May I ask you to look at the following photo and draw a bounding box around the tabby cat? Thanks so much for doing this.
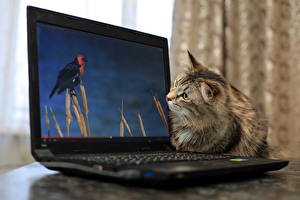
[167,51,269,157]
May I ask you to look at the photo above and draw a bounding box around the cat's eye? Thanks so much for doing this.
[182,93,189,100]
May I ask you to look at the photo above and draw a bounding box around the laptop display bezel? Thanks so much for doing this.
[27,6,172,155]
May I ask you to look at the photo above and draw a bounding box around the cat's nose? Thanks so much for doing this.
[166,92,175,101]
[166,95,171,101]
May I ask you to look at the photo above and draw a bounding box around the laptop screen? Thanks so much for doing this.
[37,23,169,140]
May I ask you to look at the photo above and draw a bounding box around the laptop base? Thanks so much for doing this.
[41,157,288,186]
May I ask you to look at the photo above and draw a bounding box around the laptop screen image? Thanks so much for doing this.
[37,23,169,140]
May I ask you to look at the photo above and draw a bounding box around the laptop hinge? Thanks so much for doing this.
[34,149,55,161]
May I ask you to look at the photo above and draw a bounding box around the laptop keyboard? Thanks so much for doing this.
[58,151,233,168]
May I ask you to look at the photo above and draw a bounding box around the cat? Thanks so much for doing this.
[167,51,269,158]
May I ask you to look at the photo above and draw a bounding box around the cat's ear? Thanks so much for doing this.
[187,50,206,72]
[201,82,214,103]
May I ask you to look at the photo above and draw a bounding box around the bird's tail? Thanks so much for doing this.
[49,84,58,99]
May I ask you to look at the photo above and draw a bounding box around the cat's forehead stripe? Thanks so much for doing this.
[181,71,226,86]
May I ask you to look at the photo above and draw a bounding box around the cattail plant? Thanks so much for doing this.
[121,112,133,136]
[71,90,87,137]
[80,84,90,136]
[119,100,125,136]
[72,101,83,134]
[45,105,51,136]
[119,100,133,136]
[119,121,124,137]
[137,112,147,137]
[153,96,169,130]
[49,107,63,137]
[65,89,72,136]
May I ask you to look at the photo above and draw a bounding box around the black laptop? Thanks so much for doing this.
[27,6,288,185]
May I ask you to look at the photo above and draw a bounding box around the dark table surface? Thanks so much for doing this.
[0,160,299,200]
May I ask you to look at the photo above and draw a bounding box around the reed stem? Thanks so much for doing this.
[121,113,133,136]
[137,112,147,137]
[119,99,132,136]
[71,90,87,137]
[65,89,72,136]
[80,84,90,136]
[49,107,63,137]
[120,104,133,137]
[120,121,124,137]
[153,96,169,130]
[45,105,50,136]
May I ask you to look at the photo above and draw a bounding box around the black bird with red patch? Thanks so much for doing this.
[49,54,87,99]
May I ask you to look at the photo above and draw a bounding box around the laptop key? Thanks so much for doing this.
[58,151,233,167]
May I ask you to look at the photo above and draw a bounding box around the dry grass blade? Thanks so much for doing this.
[79,113,87,137]
[71,90,87,137]
[45,105,50,136]
[80,85,88,113]
[121,113,133,136]
[119,100,125,137]
[65,89,72,136]
[73,104,88,137]
[80,84,90,136]
[119,99,132,136]
[137,112,147,137]
[120,121,124,137]
[72,103,84,135]
[153,96,169,130]
[157,100,168,130]
[71,90,81,112]
[49,107,63,137]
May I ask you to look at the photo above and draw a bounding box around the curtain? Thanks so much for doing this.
[0,0,29,134]
[171,0,300,158]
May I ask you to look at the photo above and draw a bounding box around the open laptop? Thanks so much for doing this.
[27,6,288,185]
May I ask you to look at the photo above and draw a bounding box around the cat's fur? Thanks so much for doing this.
[167,51,269,158]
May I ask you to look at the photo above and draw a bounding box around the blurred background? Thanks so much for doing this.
[0,0,299,173]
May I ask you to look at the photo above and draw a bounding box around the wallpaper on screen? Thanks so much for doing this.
[37,23,168,137]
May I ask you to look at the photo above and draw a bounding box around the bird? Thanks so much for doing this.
[49,54,88,99]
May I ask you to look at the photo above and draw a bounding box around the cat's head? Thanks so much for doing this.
[167,51,229,125]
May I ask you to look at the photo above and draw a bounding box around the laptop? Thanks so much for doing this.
[27,6,288,185]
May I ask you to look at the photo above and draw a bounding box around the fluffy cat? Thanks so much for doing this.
[167,51,269,158]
